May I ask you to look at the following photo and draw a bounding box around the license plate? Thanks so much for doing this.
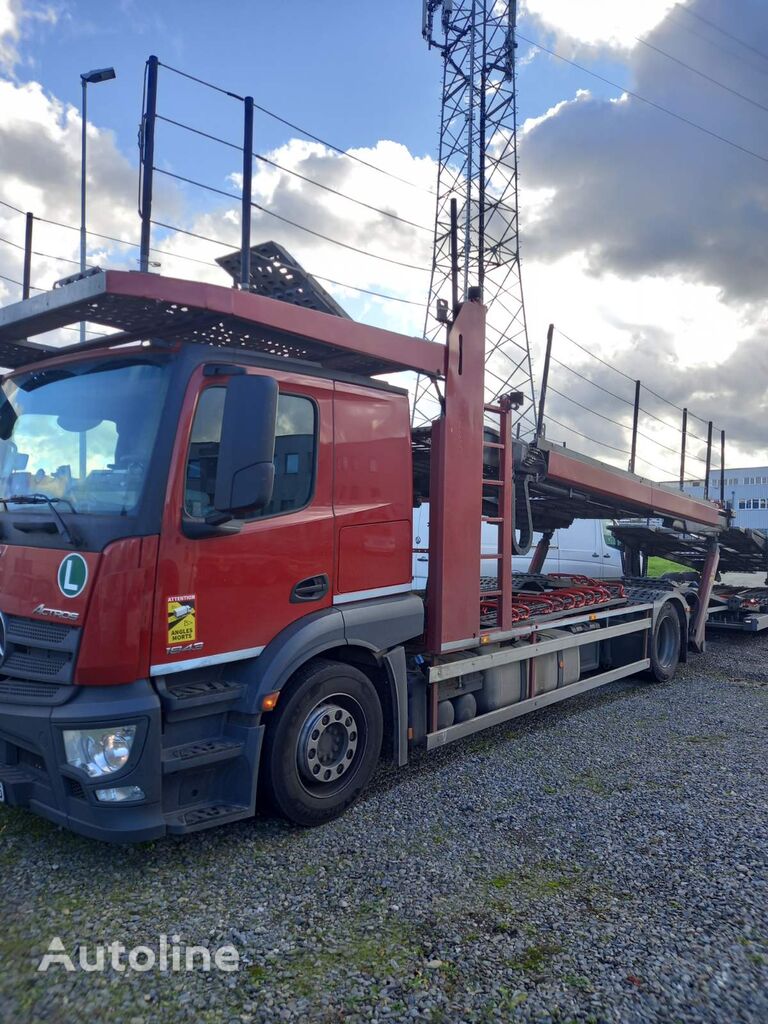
[0,782,4,802]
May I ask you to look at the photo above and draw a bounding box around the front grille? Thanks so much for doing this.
[4,649,70,677]
[1,613,80,686]
[0,677,73,705]
[6,616,71,645]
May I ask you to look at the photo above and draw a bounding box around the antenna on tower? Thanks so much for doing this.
[413,0,536,435]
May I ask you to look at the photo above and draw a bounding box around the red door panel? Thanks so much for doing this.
[151,367,334,673]
[333,381,413,597]
[337,521,412,594]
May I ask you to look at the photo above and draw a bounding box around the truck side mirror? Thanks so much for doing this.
[211,374,278,521]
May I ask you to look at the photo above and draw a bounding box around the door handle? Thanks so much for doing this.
[603,554,611,558]
[417,556,428,562]
[290,574,329,603]
[592,552,600,558]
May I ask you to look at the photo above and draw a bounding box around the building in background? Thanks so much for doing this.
[666,467,768,529]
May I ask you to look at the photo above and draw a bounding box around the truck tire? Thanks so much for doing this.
[261,659,383,826]
[644,602,681,683]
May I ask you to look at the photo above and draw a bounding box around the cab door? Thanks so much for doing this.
[151,364,334,675]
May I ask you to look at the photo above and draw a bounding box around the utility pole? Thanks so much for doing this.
[415,0,535,435]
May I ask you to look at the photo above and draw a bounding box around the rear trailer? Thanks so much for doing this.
[612,522,768,635]
[0,270,732,839]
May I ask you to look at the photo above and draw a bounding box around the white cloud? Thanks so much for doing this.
[0,0,20,71]
[522,0,682,49]
[0,75,173,333]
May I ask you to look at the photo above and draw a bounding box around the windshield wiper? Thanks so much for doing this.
[0,493,79,546]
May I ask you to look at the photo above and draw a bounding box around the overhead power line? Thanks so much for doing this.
[153,167,430,272]
[518,32,768,167]
[549,352,709,463]
[635,35,768,116]
[0,232,92,268]
[553,328,714,443]
[1,194,427,311]
[158,60,436,196]
[150,220,427,308]
[666,9,768,83]
[156,114,432,233]
[677,5,768,67]
[545,412,673,479]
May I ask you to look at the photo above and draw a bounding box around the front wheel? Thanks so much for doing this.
[261,659,383,826]
[644,602,681,682]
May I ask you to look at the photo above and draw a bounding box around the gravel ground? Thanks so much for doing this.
[1,631,766,1024]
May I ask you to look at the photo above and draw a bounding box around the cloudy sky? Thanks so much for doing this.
[0,0,766,480]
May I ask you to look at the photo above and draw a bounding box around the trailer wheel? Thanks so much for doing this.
[262,659,383,826]
[645,603,681,683]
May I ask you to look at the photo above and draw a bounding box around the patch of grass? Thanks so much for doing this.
[564,973,594,992]
[573,769,634,797]
[509,942,562,973]
[574,771,611,797]
[280,918,423,999]
[489,862,581,900]
[682,734,728,745]
[479,988,528,1020]
[647,557,692,577]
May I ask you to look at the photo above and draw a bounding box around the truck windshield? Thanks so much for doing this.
[0,357,169,515]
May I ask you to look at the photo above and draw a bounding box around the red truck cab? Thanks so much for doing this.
[0,273,435,840]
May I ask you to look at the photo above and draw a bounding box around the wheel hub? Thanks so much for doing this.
[298,701,359,785]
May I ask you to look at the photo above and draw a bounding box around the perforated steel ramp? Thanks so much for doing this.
[216,241,352,319]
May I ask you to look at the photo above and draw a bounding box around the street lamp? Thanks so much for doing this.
[80,66,116,344]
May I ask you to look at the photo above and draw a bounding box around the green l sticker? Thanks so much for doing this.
[58,553,88,599]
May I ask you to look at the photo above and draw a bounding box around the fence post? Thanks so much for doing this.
[629,379,640,474]
[536,323,554,440]
[704,421,713,500]
[679,408,688,490]
[139,55,159,273]
[240,96,254,288]
[22,212,33,299]
[720,429,726,506]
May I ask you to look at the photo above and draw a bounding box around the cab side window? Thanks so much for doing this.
[603,521,620,550]
[184,387,316,520]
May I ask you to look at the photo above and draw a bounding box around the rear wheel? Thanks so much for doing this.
[645,602,681,682]
[262,659,383,826]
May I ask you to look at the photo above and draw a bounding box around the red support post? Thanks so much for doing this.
[498,396,514,631]
[691,538,720,653]
[425,298,486,653]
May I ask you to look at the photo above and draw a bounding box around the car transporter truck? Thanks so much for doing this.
[0,267,757,841]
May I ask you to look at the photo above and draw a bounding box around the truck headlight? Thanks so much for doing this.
[63,726,136,778]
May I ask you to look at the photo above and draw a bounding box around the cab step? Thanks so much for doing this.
[0,764,35,804]
[162,737,244,774]
[155,678,244,719]
[165,802,251,834]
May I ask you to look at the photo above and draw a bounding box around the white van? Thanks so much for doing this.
[412,504,623,589]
